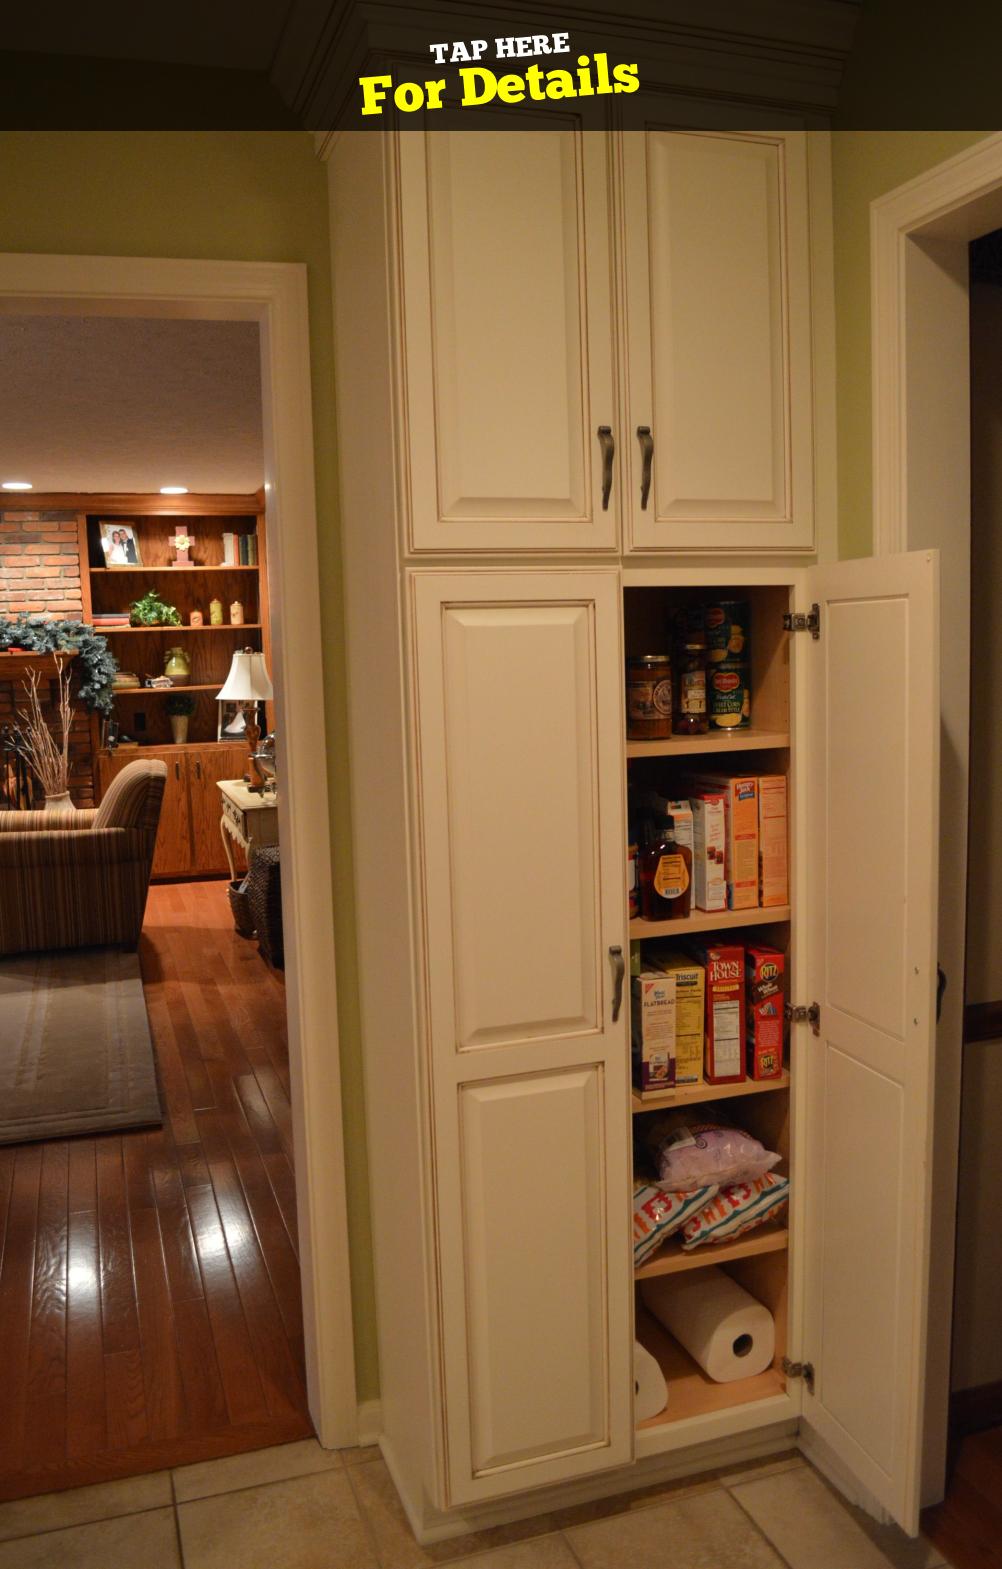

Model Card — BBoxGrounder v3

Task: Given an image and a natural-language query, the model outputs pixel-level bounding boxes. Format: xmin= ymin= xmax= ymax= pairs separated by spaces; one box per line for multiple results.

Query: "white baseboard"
xmin=355 ymin=1399 xmax=383 ymax=1447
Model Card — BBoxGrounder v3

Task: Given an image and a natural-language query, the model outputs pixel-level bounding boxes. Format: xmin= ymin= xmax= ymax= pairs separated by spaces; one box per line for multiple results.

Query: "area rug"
xmin=0 ymin=948 xmax=162 ymax=1144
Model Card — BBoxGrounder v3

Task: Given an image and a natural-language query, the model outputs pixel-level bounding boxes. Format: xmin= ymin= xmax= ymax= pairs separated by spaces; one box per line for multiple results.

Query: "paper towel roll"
xmin=634 ymin=1339 xmax=668 ymax=1421
xmin=640 ymin=1267 xmax=775 ymax=1383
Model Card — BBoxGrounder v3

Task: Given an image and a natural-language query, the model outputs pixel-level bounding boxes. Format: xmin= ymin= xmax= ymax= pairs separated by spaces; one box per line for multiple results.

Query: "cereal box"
xmin=646 ymin=948 xmax=704 ymax=1086
xmin=758 ymin=775 xmax=789 ymax=908
xmin=690 ymin=792 xmax=727 ymax=912
xmin=631 ymin=970 xmax=677 ymax=1097
xmin=685 ymin=774 xmax=759 ymax=909
xmin=746 ymin=945 xmax=785 ymax=1080
xmin=692 ymin=942 xmax=746 ymax=1084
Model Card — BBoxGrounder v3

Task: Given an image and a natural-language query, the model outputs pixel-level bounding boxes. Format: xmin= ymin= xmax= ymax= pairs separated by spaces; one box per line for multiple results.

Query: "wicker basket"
xmin=246 ymin=846 xmax=283 ymax=968
xmin=227 ymin=877 xmax=256 ymax=938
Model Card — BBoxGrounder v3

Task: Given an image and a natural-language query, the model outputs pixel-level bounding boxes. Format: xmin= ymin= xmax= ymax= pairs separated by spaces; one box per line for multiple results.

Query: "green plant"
xmin=129 ymin=589 xmax=181 ymax=628
xmin=0 ymin=617 xmax=118 ymax=714
xmin=166 ymin=693 xmax=196 ymax=717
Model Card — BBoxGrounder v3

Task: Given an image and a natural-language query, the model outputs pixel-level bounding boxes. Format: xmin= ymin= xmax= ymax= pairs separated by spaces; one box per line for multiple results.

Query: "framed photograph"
xmin=99 ymin=521 xmax=142 ymax=566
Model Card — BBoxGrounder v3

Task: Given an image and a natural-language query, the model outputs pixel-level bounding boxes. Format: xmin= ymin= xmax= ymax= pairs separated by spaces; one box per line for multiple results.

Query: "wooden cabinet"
xmin=330 ymin=135 xmax=938 ymax=1544
xmin=621 ymin=130 xmax=820 ymax=553
xmin=98 ymin=743 xmax=247 ymax=878
xmin=397 ymin=131 xmax=619 ymax=555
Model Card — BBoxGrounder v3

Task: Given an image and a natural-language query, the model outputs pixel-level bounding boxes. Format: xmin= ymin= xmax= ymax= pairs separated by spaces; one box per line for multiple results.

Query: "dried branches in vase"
xmin=12 ymin=657 xmax=75 ymax=812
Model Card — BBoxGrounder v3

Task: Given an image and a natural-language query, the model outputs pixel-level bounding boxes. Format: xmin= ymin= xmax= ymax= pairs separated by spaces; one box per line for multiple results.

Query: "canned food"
xmin=705 ymin=601 xmax=750 ymax=665
xmin=708 ymin=661 xmax=751 ymax=729
xmin=626 ymin=655 xmax=672 ymax=739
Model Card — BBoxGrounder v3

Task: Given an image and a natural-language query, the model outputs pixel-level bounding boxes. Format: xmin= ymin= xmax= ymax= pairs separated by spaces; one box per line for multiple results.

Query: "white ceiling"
xmin=0 ymin=316 xmax=264 ymax=494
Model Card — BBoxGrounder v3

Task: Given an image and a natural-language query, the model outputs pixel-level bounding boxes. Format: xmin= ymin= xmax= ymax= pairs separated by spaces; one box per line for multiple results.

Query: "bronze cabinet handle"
xmin=174 ymin=761 xmax=181 ymax=780
xmin=597 ymin=425 xmax=615 ymax=511
xmin=609 ymin=944 xmax=625 ymax=1023
xmin=637 ymin=426 xmax=653 ymax=511
xmin=195 ymin=759 xmax=202 ymax=780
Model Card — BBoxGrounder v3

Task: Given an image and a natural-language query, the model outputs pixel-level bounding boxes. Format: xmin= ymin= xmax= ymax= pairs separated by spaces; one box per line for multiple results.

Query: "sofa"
xmin=0 ymin=759 xmax=167 ymax=955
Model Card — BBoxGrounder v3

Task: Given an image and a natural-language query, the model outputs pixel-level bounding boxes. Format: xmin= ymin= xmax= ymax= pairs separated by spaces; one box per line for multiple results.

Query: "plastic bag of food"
xmin=643 ymin=1109 xmax=780 ymax=1191
xmin=680 ymin=1173 xmax=790 ymax=1250
xmin=633 ymin=1181 xmax=719 ymax=1266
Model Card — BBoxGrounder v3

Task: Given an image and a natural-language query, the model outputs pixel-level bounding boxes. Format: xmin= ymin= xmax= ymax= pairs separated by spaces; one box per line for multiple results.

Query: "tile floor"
xmin=0 ymin=1439 xmax=952 ymax=1568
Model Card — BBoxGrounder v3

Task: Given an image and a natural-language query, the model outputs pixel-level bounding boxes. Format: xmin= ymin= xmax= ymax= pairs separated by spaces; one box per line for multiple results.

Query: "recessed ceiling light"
xmin=1 ymin=481 xmax=32 ymax=491
xmin=160 ymin=486 xmax=189 ymax=495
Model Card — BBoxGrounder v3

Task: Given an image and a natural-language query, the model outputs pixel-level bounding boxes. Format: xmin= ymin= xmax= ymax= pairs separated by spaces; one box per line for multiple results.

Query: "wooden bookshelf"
xmin=632 ymin=1070 xmax=790 ymax=1115
xmin=634 ymin=1225 xmax=789 ymax=1281
xmin=630 ymin=906 xmax=790 ymax=940
xmin=626 ymin=729 xmax=789 ymax=759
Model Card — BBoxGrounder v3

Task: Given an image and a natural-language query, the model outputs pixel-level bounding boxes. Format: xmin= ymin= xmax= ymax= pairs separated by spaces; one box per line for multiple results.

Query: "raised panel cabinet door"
xmin=188 ymin=746 xmax=248 ymax=875
xmin=622 ymin=129 xmax=816 ymax=552
xmin=801 ymin=552 xmax=939 ymax=1532
xmin=410 ymin=569 xmax=632 ymax=1505
xmin=398 ymin=131 xmax=619 ymax=554
xmin=99 ymin=747 xmax=192 ymax=877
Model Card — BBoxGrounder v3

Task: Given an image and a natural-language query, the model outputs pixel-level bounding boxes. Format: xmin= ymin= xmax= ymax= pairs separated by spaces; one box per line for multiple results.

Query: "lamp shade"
xmin=216 ymin=648 xmax=274 ymax=702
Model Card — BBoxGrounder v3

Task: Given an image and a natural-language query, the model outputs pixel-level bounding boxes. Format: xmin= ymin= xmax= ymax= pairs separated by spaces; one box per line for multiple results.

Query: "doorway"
xmin=0 ymin=255 xmax=357 ymax=1489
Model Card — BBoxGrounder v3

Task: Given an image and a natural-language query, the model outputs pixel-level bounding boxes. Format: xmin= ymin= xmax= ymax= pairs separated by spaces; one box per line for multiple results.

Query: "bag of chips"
xmin=633 ymin=1181 xmax=719 ymax=1266
xmin=643 ymin=1109 xmax=780 ymax=1192
xmin=680 ymin=1173 xmax=790 ymax=1251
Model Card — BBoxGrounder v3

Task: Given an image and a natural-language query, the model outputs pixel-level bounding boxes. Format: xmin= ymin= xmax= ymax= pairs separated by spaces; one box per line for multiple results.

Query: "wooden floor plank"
xmin=0 ymin=879 xmax=311 ymax=1501
xmin=924 ymin=1429 xmax=1002 ymax=1569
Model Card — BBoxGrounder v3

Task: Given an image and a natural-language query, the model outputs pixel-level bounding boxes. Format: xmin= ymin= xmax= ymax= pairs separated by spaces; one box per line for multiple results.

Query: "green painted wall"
xmin=830 ymin=132 xmax=990 ymax=558
xmin=0 ymin=132 xmax=378 ymax=1401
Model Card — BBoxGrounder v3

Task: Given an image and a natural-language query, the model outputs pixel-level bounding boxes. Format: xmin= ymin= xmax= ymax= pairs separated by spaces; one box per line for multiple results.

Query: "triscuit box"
xmin=631 ymin=970 xmax=677 ymax=1098
xmin=690 ymin=792 xmax=726 ymax=912
xmin=685 ymin=773 xmax=759 ymax=910
xmin=757 ymin=774 xmax=789 ymax=908
xmin=646 ymin=948 xmax=704 ymax=1086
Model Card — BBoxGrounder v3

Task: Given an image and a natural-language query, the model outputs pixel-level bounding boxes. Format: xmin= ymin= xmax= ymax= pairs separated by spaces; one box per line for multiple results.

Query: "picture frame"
xmin=98 ymin=521 xmax=142 ymax=567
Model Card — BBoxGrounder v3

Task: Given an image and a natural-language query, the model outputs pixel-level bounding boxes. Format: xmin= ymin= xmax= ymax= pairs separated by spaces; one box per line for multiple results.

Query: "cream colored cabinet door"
xmin=397 ymin=133 xmax=619 ymax=554
xmin=410 ymin=569 xmax=632 ymax=1506
xmin=800 ymin=552 xmax=939 ymax=1532
xmin=622 ymin=129 xmax=816 ymax=553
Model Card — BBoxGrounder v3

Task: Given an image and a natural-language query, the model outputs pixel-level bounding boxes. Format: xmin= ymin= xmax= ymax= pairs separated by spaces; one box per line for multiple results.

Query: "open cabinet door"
xmin=801 ymin=551 xmax=940 ymax=1533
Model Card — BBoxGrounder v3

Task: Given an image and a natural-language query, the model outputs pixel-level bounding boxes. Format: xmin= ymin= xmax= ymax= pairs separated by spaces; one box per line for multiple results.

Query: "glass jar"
xmin=639 ymin=815 xmax=692 ymax=920
xmin=673 ymin=639 xmax=708 ymax=735
xmin=626 ymin=655 xmax=672 ymax=740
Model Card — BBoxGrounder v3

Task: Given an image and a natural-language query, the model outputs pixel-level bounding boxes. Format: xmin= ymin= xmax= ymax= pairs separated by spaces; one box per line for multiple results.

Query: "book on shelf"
xmin=222 ymin=531 xmax=236 ymax=565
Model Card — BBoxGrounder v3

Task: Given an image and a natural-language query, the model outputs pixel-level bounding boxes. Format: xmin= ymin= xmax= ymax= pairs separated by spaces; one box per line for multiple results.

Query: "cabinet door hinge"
xmin=785 ymin=1002 xmax=820 ymax=1036
xmin=782 ymin=1357 xmax=815 ymax=1394
xmin=783 ymin=603 xmax=820 ymax=639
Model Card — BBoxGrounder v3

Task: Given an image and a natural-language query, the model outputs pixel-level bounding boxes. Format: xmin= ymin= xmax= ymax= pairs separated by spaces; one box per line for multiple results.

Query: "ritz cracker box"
xmin=746 ymin=945 xmax=785 ymax=1079
xmin=686 ymin=773 xmax=759 ymax=909
xmin=693 ymin=941 xmax=746 ymax=1084
xmin=631 ymin=969 xmax=677 ymax=1098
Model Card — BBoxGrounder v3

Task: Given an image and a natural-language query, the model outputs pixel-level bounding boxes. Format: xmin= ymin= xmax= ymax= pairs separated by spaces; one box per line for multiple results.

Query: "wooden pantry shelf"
xmin=97 ymin=624 xmax=262 ymax=634
xmin=110 ymin=684 xmax=223 ymax=697
xmin=630 ymin=906 xmax=790 ymax=940
xmin=634 ymin=1307 xmax=788 ymax=1429
xmin=633 ymin=1070 xmax=790 ymax=1115
xmin=634 ymin=1225 xmax=788 ymax=1282
xmin=91 ymin=565 xmax=259 ymax=573
xmin=626 ymin=729 xmax=789 ymax=759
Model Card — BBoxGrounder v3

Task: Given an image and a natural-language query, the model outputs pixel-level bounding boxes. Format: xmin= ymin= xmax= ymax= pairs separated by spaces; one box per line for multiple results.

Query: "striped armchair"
xmin=0 ymin=759 xmax=167 ymax=956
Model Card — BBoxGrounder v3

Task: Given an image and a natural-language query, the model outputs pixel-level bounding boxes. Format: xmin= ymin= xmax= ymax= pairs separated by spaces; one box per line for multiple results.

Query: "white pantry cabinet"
xmin=330 ymin=132 xmax=939 ymax=1544
xmin=390 ymin=128 xmax=832 ymax=559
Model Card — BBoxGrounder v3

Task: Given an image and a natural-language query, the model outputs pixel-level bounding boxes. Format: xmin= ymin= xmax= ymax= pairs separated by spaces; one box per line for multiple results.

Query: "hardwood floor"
xmin=0 ymin=881 xmax=313 ymax=1503
xmin=924 ymin=1427 xmax=1002 ymax=1567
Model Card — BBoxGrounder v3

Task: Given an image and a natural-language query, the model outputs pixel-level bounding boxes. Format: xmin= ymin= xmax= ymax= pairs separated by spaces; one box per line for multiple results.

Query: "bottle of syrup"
xmin=639 ymin=815 xmax=693 ymax=921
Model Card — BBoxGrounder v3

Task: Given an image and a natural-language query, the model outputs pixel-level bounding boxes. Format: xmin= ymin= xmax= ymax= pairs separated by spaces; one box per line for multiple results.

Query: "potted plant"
xmin=129 ymin=589 xmax=181 ymax=628
xmin=166 ymin=692 xmax=196 ymax=745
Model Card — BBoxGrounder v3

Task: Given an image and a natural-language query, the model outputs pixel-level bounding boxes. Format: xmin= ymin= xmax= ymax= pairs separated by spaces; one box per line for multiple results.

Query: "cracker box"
xmin=757 ymin=774 xmax=789 ymax=908
xmin=631 ymin=970 xmax=677 ymax=1097
xmin=746 ymin=945 xmax=785 ymax=1079
xmin=693 ymin=942 xmax=746 ymax=1084
xmin=646 ymin=948 xmax=704 ymax=1086
xmin=685 ymin=774 xmax=759 ymax=909
xmin=690 ymin=792 xmax=727 ymax=912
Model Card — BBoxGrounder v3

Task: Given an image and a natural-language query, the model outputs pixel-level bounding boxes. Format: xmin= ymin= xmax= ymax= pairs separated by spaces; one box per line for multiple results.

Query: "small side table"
xmin=218 ymin=778 xmax=279 ymax=880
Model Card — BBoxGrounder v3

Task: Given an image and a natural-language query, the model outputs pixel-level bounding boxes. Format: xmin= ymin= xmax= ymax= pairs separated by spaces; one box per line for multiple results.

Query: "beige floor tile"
xmin=0 ymin=1506 xmax=179 ymax=1568
xmin=342 ymin=1445 xmax=381 ymax=1467
xmin=447 ymin=1539 xmax=579 ymax=1569
xmin=733 ymin=1467 xmax=945 ymax=1569
xmin=566 ymin=1488 xmax=785 ymax=1568
xmin=545 ymin=1469 xmax=721 ymax=1531
xmin=346 ymin=1457 xmax=560 ymax=1566
xmin=178 ymin=1468 xmax=377 ymax=1569
xmin=719 ymin=1451 xmax=807 ymax=1488
xmin=0 ymin=1471 xmax=172 ymax=1543
xmin=173 ymin=1437 xmax=343 ymax=1502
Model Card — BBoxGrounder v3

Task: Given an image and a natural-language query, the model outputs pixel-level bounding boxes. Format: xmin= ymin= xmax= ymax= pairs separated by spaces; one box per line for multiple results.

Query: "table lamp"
xmin=216 ymin=648 xmax=274 ymax=791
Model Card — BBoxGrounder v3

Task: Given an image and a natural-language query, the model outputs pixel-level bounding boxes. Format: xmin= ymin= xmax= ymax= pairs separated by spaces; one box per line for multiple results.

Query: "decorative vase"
xmin=209 ymin=598 xmax=224 ymax=626
xmin=43 ymin=791 xmax=75 ymax=816
xmin=164 ymin=646 xmax=191 ymax=685
xmin=230 ymin=600 xmax=244 ymax=626
xmin=170 ymin=715 xmax=190 ymax=745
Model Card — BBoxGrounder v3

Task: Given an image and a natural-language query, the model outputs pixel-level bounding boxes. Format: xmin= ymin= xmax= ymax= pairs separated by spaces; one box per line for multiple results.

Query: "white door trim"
xmin=870 ymin=133 xmax=1002 ymax=1506
xmin=0 ymin=252 xmax=358 ymax=1448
